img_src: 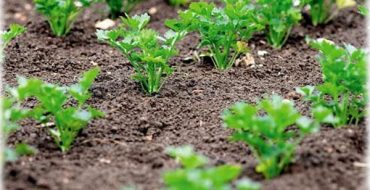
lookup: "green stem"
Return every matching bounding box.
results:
[268,26,292,49]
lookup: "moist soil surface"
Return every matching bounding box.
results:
[3,0,367,190]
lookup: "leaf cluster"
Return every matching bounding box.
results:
[297,38,367,127]
[166,0,263,70]
[97,14,186,95]
[255,0,302,48]
[223,95,319,179]
[33,0,97,36]
[0,24,26,49]
[6,68,104,152]
[105,0,139,18]
[164,146,261,190]
[2,98,37,162]
[302,0,356,26]
[358,5,369,16]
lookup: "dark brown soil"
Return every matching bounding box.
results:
[3,0,367,190]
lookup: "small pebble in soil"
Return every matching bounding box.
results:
[257,50,269,57]
[99,158,111,164]
[91,61,99,66]
[14,12,27,22]
[149,7,158,15]
[95,19,115,30]
[145,135,153,141]
[62,178,69,184]
[24,4,32,10]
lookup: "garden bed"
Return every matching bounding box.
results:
[3,0,367,190]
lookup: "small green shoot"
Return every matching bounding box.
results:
[106,0,123,18]
[97,14,186,95]
[14,143,38,156]
[33,0,97,36]
[297,38,367,127]
[166,1,263,70]
[168,0,190,7]
[164,145,261,190]
[0,24,26,49]
[4,144,37,162]
[2,97,36,162]
[9,68,104,151]
[358,5,368,16]
[223,95,319,179]
[105,0,139,18]
[236,178,262,190]
[303,0,356,25]
[256,0,302,48]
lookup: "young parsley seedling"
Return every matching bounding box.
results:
[358,4,368,16]
[97,14,186,95]
[2,97,37,162]
[164,145,261,190]
[223,95,319,179]
[0,24,26,49]
[33,0,97,36]
[166,0,263,70]
[303,0,356,25]
[1,24,32,162]
[297,38,367,127]
[105,0,139,18]
[256,0,302,48]
[9,68,104,152]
